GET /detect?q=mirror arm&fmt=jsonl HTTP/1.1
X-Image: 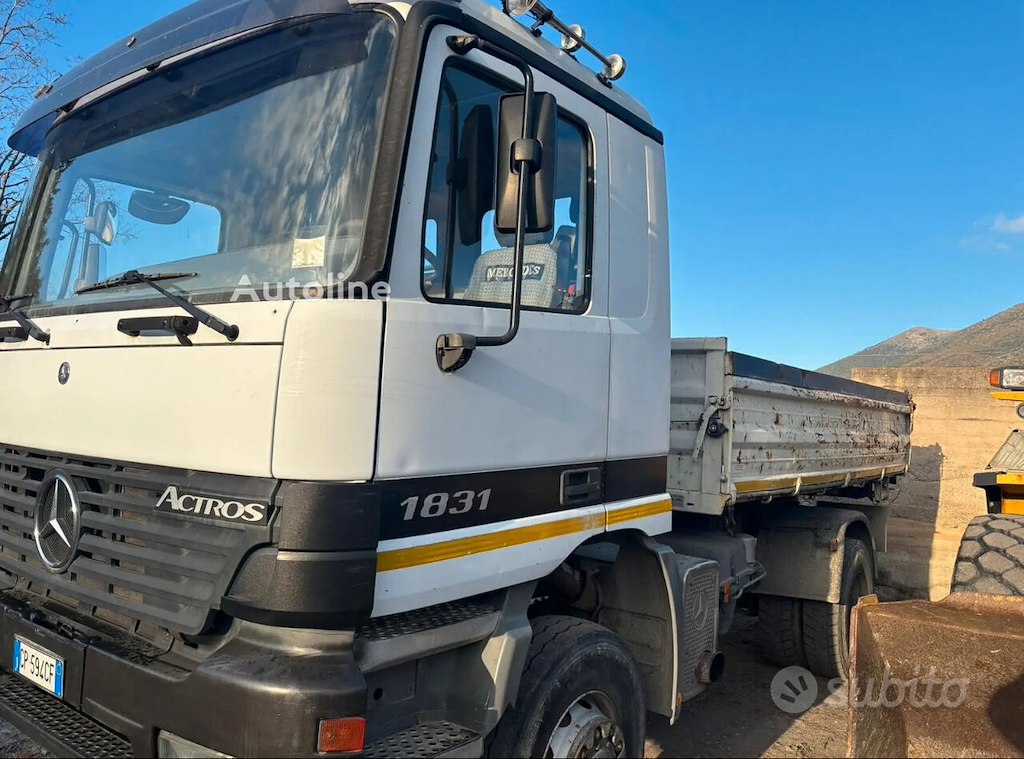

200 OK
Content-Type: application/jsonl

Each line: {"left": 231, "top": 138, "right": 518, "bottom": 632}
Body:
{"left": 58, "top": 221, "right": 80, "bottom": 300}
{"left": 437, "top": 35, "right": 537, "bottom": 373}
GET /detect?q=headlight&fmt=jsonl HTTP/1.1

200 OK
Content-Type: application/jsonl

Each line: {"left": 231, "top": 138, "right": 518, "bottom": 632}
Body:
{"left": 991, "top": 368, "right": 1024, "bottom": 390}
{"left": 157, "top": 731, "right": 232, "bottom": 759}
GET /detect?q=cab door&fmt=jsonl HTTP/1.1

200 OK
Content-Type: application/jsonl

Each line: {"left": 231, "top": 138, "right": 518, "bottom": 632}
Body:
{"left": 377, "top": 27, "right": 610, "bottom": 507}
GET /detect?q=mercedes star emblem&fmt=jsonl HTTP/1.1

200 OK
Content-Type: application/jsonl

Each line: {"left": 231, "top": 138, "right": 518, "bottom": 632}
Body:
{"left": 33, "top": 472, "right": 82, "bottom": 573}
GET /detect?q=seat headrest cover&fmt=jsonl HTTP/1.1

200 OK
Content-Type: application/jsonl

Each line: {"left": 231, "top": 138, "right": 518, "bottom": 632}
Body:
{"left": 463, "top": 243, "right": 560, "bottom": 310}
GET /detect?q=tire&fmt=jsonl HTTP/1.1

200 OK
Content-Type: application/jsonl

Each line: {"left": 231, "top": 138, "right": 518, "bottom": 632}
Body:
{"left": 951, "top": 514, "right": 1024, "bottom": 596}
{"left": 802, "top": 538, "right": 873, "bottom": 680}
{"left": 486, "top": 615, "right": 646, "bottom": 759}
{"left": 758, "top": 596, "right": 806, "bottom": 668}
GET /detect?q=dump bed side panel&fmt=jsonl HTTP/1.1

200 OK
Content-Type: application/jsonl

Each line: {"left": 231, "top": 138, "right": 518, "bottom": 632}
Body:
{"left": 669, "top": 340, "right": 914, "bottom": 515}
{"left": 728, "top": 368, "right": 913, "bottom": 501}
{"left": 669, "top": 338, "right": 730, "bottom": 512}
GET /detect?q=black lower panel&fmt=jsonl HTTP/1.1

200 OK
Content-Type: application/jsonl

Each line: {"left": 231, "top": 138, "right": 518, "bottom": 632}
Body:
{"left": 378, "top": 456, "right": 669, "bottom": 540}
{"left": 0, "top": 596, "right": 367, "bottom": 758}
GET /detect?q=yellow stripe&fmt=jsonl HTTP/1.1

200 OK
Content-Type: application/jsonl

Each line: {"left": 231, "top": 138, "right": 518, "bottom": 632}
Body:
{"left": 992, "top": 391, "right": 1024, "bottom": 402}
{"left": 735, "top": 466, "right": 907, "bottom": 495}
{"left": 607, "top": 499, "right": 672, "bottom": 526}
{"left": 996, "top": 473, "right": 1024, "bottom": 487}
{"left": 378, "top": 498, "right": 672, "bottom": 573}
{"left": 377, "top": 513, "right": 604, "bottom": 573}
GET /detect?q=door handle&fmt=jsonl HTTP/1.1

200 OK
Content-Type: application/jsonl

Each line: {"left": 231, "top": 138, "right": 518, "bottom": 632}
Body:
{"left": 560, "top": 467, "right": 602, "bottom": 506}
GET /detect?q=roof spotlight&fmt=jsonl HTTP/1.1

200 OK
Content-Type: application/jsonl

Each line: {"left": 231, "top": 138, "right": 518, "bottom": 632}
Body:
{"left": 560, "top": 24, "right": 585, "bottom": 54}
{"left": 501, "top": 1, "right": 628, "bottom": 84}
{"left": 502, "top": 0, "right": 540, "bottom": 17}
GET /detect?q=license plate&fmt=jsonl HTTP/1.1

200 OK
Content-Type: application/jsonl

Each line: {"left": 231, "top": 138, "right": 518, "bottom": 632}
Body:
{"left": 13, "top": 637, "right": 64, "bottom": 699}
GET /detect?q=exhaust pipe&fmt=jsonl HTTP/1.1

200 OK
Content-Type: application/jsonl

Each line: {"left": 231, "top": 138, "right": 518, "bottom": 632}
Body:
{"left": 696, "top": 651, "right": 725, "bottom": 684}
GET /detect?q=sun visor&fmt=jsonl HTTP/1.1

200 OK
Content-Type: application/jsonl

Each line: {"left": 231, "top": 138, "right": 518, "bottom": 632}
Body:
{"left": 9, "top": 0, "right": 353, "bottom": 155}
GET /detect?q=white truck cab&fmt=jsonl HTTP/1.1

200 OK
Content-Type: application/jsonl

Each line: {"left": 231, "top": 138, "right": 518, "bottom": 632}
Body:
{"left": 0, "top": 1, "right": 912, "bottom": 757}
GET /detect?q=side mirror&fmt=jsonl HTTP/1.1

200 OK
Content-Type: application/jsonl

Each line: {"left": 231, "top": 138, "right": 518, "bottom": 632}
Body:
{"left": 495, "top": 92, "right": 558, "bottom": 235}
{"left": 86, "top": 201, "right": 119, "bottom": 246}
{"left": 436, "top": 34, "right": 559, "bottom": 373}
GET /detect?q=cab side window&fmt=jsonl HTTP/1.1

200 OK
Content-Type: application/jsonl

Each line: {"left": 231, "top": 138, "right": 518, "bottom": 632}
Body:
{"left": 422, "top": 62, "right": 591, "bottom": 313}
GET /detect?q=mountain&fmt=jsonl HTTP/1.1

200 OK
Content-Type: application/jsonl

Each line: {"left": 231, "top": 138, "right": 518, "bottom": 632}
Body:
{"left": 818, "top": 327, "right": 954, "bottom": 379}
{"left": 819, "top": 303, "right": 1024, "bottom": 378}
{"left": 901, "top": 303, "right": 1024, "bottom": 368}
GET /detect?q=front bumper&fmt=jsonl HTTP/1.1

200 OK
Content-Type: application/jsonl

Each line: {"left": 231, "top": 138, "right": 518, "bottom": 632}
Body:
{"left": 0, "top": 595, "right": 367, "bottom": 757}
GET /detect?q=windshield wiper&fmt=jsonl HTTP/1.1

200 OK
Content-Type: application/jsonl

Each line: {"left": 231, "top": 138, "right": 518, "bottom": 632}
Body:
{"left": 79, "top": 271, "right": 197, "bottom": 293}
{"left": 77, "top": 271, "right": 239, "bottom": 342}
{"left": 0, "top": 293, "right": 49, "bottom": 344}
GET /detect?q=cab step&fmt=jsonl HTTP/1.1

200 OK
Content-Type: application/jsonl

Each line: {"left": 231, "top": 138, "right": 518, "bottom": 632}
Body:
{"left": 363, "top": 720, "right": 481, "bottom": 758}
{"left": 0, "top": 673, "right": 133, "bottom": 758}
{"left": 355, "top": 599, "right": 500, "bottom": 673}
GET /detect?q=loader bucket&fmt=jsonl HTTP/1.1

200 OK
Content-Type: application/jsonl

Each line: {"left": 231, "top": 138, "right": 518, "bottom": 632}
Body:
{"left": 848, "top": 593, "right": 1024, "bottom": 758}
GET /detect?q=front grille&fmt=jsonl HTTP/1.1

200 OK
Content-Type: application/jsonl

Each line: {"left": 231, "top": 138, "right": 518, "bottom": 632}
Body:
{"left": 0, "top": 446, "right": 272, "bottom": 636}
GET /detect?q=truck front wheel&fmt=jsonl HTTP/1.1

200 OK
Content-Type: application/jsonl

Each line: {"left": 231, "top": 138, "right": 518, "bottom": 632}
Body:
{"left": 487, "top": 615, "right": 645, "bottom": 759}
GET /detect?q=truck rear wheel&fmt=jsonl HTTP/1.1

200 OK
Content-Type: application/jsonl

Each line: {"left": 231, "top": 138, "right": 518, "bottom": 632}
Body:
{"left": 952, "top": 514, "right": 1024, "bottom": 595}
{"left": 486, "top": 615, "right": 645, "bottom": 759}
{"left": 801, "top": 538, "right": 873, "bottom": 679}
{"left": 758, "top": 596, "right": 807, "bottom": 668}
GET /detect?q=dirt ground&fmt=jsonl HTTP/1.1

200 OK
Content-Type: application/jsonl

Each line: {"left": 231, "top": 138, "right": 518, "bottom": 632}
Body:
{"left": 646, "top": 613, "right": 847, "bottom": 759}
{"left": 0, "top": 611, "right": 850, "bottom": 759}
{"left": 0, "top": 719, "right": 41, "bottom": 758}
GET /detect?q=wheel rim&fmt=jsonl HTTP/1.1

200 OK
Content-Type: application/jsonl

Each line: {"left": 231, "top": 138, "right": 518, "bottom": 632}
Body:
{"left": 545, "top": 691, "right": 626, "bottom": 759}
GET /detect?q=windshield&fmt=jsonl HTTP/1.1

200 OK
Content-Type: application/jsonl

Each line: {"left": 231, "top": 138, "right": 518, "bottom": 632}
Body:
{"left": 0, "top": 11, "right": 396, "bottom": 311}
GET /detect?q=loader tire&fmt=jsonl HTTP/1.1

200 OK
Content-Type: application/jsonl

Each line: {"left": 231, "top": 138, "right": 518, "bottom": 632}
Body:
{"left": 802, "top": 538, "right": 873, "bottom": 680}
{"left": 758, "top": 596, "right": 806, "bottom": 668}
{"left": 486, "top": 615, "right": 646, "bottom": 759}
{"left": 952, "top": 514, "right": 1024, "bottom": 596}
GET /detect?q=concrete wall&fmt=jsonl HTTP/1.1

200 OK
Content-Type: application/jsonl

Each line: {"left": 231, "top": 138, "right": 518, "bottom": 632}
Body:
{"left": 852, "top": 367, "right": 1018, "bottom": 598}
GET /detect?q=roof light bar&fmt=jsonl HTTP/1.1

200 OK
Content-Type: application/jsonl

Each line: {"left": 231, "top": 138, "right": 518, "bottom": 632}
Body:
{"left": 501, "top": 0, "right": 627, "bottom": 84}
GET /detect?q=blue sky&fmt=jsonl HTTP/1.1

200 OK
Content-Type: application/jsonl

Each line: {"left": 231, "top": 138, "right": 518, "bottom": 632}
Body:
{"left": 42, "top": 0, "right": 1024, "bottom": 368}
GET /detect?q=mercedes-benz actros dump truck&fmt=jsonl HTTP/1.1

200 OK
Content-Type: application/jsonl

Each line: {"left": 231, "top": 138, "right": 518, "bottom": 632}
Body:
{"left": 0, "top": 1, "right": 913, "bottom": 756}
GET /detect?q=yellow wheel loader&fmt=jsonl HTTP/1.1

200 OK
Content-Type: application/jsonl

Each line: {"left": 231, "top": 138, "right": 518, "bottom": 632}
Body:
{"left": 848, "top": 369, "right": 1024, "bottom": 757}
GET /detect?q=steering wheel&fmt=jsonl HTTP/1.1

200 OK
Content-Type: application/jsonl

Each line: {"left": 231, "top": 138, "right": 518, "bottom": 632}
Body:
{"left": 423, "top": 246, "right": 440, "bottom": 270}
{"left": 422, "top": 246, "right": 443, "bottom": 294}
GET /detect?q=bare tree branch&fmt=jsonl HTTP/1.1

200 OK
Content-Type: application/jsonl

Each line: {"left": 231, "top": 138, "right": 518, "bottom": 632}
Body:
{"left": 0, "top": 0, "right": 66, "bottom": 243}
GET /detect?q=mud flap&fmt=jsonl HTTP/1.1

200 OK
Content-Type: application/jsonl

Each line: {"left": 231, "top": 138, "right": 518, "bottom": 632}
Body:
{"left": 848, "top": 593, "right": 1024, "bottom": 757}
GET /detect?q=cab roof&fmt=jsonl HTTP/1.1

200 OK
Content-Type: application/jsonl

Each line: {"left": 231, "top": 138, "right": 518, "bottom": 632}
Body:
{"left": 10, "top": 0, "right": 658, "bottom": 155}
